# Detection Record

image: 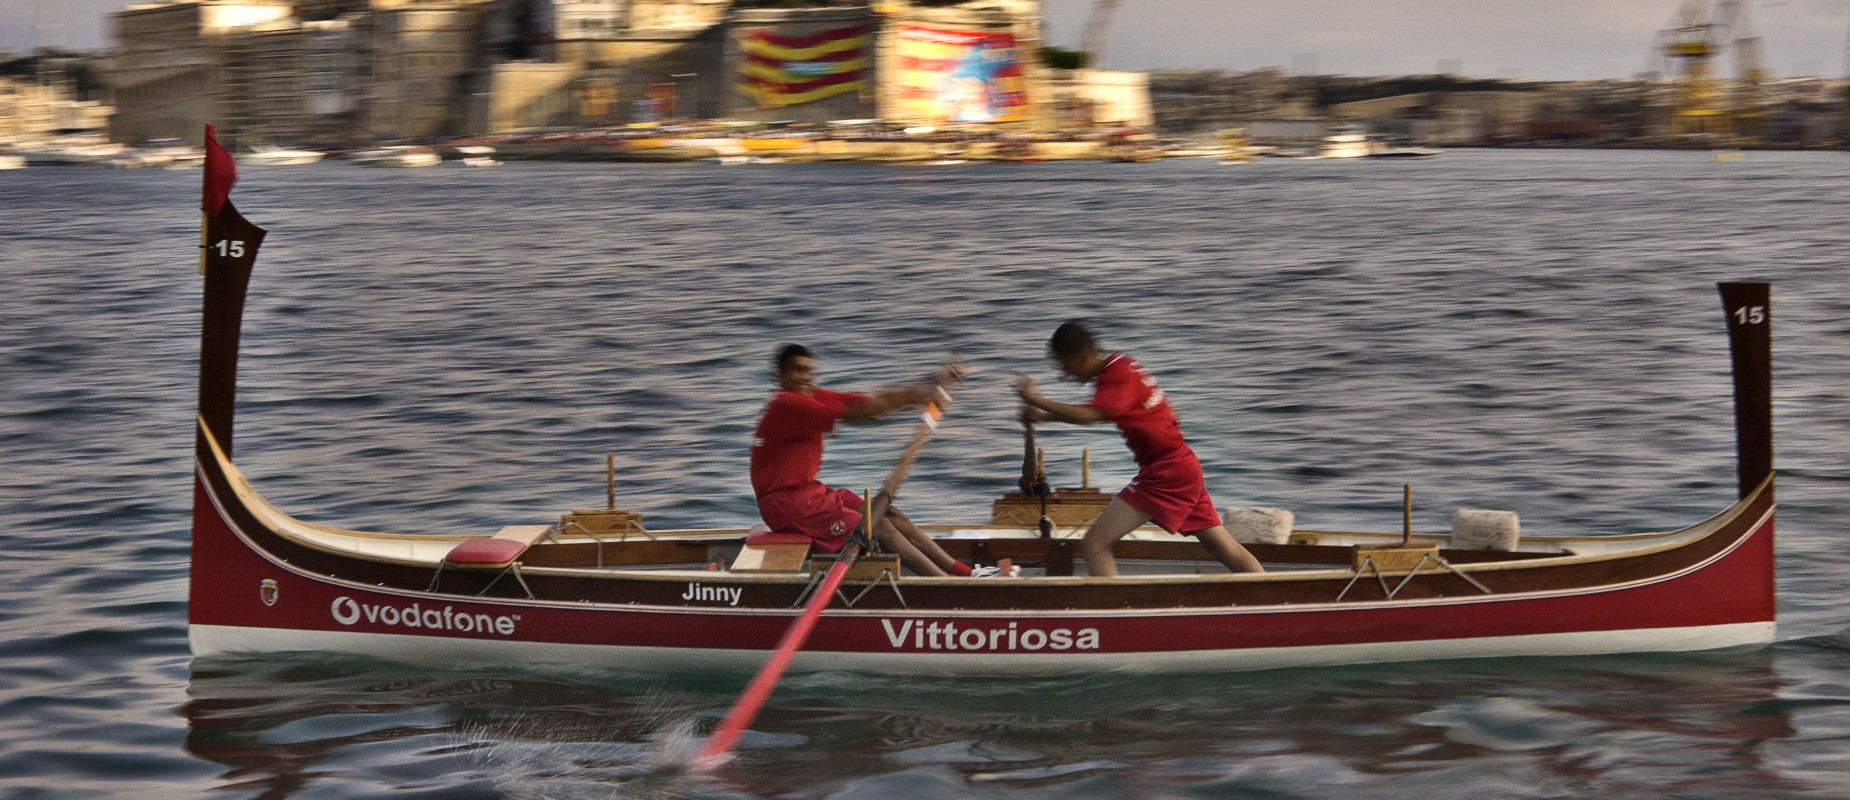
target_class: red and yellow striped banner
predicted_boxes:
[735,24,873,108]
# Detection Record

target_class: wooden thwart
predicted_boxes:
[989,487,1111,527]
[559,508,644,536]
[1351,543,1440,574]
[732,535,812,573]
[1339,543,1493,602]
[444,524,554,569]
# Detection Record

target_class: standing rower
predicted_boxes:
[1015,321,1263,577]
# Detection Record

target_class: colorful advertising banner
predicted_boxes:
[736,24,873,108]
[893,24,1027,123]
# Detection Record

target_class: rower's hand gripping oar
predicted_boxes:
[690,361,964,773]
[867,360,964,524]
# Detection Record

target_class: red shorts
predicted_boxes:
[756,486,865,554]
[1118,451,1222,535]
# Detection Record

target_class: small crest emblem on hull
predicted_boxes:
[260,578,279,607]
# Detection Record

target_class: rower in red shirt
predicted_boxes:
[751,344,994,577]
[1014,321,1264,578]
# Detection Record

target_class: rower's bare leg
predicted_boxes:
[884,507,961,573]
[874,519,949,576]
[1080,497,1153,578]
[1190,525,1266,573]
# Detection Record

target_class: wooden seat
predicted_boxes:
[444,525,553,569]
[732,530,812,573]
[432,525,555,598]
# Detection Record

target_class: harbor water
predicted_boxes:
[4,150,1850,798]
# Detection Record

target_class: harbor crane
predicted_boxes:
[1652,0,1769,138]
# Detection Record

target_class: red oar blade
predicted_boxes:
[688,541,860,772]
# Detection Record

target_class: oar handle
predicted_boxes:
[876,362,964,504]
[881,390,948,495]
[1018,408,1039,494]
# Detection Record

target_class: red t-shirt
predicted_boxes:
[1089,353,1190,468]
[750,387,869,498]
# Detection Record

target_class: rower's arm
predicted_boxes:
[1018,384,1107,426]
[842,362,961,422]
[842,384,931,421]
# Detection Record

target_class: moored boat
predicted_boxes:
[1370,143,1444,159]
[189,130,1777,675]
[1299,124,1378,160]
[350,145,441,168]
[236,144,324,166]
[17,139,125,165]
[454,145,502,167]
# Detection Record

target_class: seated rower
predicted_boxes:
[751,344,1007,577]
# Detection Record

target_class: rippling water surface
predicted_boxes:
[4,150,1850,798]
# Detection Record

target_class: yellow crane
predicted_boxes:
[1654,0,1768,139]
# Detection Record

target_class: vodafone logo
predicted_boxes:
[330,596,520,636]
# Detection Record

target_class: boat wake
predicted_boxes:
[462,691,721,798]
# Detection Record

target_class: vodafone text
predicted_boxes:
[881,619,1101,651]
[330,596,519,636]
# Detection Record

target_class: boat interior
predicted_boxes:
[206,420,1746,589]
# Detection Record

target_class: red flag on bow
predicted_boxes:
[202,124,236,217]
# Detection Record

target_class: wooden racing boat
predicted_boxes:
[188,142,1777,676]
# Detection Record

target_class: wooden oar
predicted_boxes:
[690,366,961,772]
[688,538,861,772]
[1018,408,1052,538]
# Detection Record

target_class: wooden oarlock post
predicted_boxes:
[1339,482,1491,602]
[1402,483,1412,547]
[1035,446,1052,538]
[1082,448,1091,489]
[560,455,644,542]
[1344,482,1441,588]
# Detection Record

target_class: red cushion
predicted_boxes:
[445,537,529,566]
[745,532,813,546]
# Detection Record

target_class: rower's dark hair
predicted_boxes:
[1049,320,1097,358]
[774,344,813,372]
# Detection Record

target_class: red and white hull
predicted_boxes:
[190,457,1776,674]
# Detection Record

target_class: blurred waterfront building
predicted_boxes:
[1043,68,1149,130]
[1149,69,1847,146]
[0,76,114,144]
[357,3,487,139]
[107,0,293,143]
[108,0,491,143]
[484,0,1064,132]
[103,0,1145,140]
[483,0,724,130]
[214,18,355,143]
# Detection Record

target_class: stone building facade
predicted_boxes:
[212,18,355,143]
[103,0,1079,141]
[0,77,114,144]
[106,0,294,143]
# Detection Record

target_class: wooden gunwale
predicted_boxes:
[199,416,1772,612]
